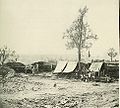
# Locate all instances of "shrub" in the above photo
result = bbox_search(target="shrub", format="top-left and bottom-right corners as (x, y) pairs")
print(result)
(0, 66), (15, 87)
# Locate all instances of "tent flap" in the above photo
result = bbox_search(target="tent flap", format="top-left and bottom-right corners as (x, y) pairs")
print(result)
(63, 61), (77, 73)
(53, 61), (67, 74)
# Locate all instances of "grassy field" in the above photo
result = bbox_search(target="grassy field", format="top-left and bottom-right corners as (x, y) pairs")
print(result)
(0, 74), (119, 108)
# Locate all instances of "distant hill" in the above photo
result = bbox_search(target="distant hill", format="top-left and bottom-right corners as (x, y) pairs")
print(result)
(18, 54), (78, 65)
(18, 54), (119, 65)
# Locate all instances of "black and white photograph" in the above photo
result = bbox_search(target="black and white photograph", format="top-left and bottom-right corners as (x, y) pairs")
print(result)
(0, 0), (119, 108)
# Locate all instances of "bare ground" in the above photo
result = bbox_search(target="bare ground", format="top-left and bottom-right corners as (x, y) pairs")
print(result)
(0, 74), (119, 108)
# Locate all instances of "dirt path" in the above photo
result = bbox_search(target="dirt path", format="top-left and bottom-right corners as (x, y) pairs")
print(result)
(0, 75), (119, 108)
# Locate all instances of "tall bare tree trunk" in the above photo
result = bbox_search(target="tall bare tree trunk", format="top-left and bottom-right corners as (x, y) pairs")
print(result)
(77, 17), (83, 79)
(78, 46), (81, 78)
(111, 56), (113, 62)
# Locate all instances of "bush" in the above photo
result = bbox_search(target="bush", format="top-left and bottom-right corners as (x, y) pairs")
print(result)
(0, 66), (15, 87)
(0, 66), (15, 79)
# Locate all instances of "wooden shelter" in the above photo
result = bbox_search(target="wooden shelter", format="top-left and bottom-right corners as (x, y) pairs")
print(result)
(88, 61), (119, 80)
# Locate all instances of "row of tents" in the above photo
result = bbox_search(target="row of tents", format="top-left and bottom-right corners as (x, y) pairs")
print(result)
(54, 61), (77, 74)
(1, 60), (119, 81)
(53, 60), (119, 80)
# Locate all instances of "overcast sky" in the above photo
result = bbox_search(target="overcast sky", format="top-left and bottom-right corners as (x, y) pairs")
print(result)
(0, 0), (119, 59)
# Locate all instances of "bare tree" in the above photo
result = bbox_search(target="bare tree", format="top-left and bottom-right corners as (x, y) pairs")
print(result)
(0, 46), (18, 65)
(107, 48), (117, 62)
(0, 46), (18, 87)
(63, 6), (97, 78)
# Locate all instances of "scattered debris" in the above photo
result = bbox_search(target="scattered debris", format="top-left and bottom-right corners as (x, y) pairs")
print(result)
(53, 83), (57, 87)
(0, 76), (119, 108)
(92, 83), (100, 86)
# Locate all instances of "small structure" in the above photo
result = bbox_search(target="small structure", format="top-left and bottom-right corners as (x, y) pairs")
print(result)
(25, 64), (33, 73)
(104, 61), (119, 78)
(31, 61), (53, 73)
(62, 61), (78, 78)
(4, 62), (25, 73)
(89, 61), (104, 78)
(88, 60), (119, 82)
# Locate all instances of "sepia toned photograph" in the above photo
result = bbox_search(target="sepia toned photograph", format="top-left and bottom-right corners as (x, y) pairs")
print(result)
(0, 0), (119, 108)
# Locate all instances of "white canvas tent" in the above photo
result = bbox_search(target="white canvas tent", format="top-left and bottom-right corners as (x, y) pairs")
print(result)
(53, 61), (67, 74)
(89, 62), (103, 72)
(63, 61), (77, 73)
